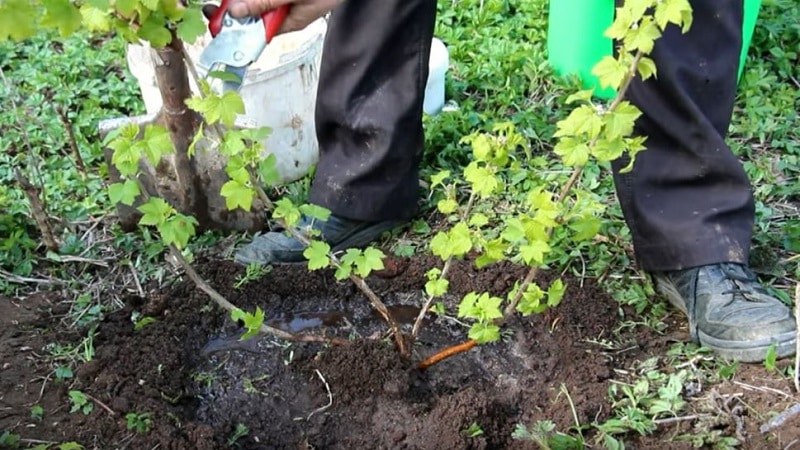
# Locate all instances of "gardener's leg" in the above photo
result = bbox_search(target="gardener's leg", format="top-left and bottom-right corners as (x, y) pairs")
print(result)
(235, 0), (437, 264)
(612, 0), (795, 361)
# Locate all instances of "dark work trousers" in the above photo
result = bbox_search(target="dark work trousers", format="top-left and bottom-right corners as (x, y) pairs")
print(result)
(308, 0), (754, 273)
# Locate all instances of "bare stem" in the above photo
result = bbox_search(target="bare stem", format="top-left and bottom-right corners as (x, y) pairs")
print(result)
(54, 104), (86, 174)
(249, 179), (408, 356)
(411, 191), (477, 338)
(14, 169), (59, 251)
(168, 245), (297, 341)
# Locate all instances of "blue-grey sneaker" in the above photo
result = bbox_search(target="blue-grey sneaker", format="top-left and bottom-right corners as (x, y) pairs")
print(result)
(234, 213), (403, 265)
(653, 263), (796, 362)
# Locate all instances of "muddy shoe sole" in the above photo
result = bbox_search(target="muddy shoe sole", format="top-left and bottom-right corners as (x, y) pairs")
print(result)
(656, 280), (796, 363)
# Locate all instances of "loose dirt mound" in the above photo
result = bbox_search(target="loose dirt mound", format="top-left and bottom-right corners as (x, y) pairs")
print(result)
(2, 256), (798, 449)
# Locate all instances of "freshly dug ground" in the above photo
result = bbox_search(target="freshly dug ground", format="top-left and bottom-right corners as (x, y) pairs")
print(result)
(2, 255), (799, 449)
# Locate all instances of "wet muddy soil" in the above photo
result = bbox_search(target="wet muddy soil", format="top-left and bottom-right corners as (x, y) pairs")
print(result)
(2, 255), (799, 449)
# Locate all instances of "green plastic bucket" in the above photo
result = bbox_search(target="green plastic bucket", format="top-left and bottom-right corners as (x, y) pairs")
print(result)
(546, 0), (762, 99)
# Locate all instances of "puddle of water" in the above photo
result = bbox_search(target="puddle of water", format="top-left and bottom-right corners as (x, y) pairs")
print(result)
(266, 311), (345, 333)
(201, 305), (427, 356)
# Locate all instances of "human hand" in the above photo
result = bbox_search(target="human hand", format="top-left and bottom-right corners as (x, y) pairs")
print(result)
(226, 0), (342, 34)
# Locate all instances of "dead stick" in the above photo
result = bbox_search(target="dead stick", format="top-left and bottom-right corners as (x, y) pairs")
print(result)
(14, 169), (59, 251)
(83, 392), (115, 416)
(55, 104), (86, 173)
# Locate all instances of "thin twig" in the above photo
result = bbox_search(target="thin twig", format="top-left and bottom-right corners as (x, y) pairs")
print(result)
(54, 104), (86, 174)
(653, 414), (704, 425)
(0, 268), (65, 285)
(15, 168), (59, 251)
(732, 380), (793, 399)
(307, 369), (333, 420)
(129, 262), (146, 298)
(83, 392), (116, 416)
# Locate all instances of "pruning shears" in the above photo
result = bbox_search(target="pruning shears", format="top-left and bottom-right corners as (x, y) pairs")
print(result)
(197, 0), (290, 91)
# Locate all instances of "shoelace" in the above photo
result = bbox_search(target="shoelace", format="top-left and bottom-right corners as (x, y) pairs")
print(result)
(719, 263), (763, 302)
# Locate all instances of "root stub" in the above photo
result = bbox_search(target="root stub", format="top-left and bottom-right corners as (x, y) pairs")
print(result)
(417, 339), (477, 370)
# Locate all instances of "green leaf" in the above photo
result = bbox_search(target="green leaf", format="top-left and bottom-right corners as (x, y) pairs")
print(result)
(220, 179), (254, 211)
(425, 277), (449, 297)
(59, 442), (84, 450)
(637, 56), (657, 81)
(437, 197), (458, 214)
(592, 137), (627, 162)
(623, 16), (662, 54)
(565, 89), (594, 104)
(430, 170), (450, 187)
(257, 154), (280, 185)
(655, 0), (693, 31)
(108, 179), (140, 206)
(231, 307), (264, 340)
(553, 137), (589, 167)
(137, 197), (173, 226)
(140, 124), (173, 164)
(138, 12), (172, 48)
(160, 213), (197, 249)
(475, 238), (507, 268)
(448, 222), (473, 257)
(464, 162), (500, 196)
(108, 124), (142, 176)
(177, 5), (206, 43)
(469, 213), (489, 228)
(519, 240), (550, 265)
(591, 56), (628, 90)
(139, 0), (157, 10)
(303, 241), (330, 270)
(603, 101), (641, 139)
(41, 0), (82, 36)
(516, 283), (545, 315)
(546, 279), (566, 307)
(115, 0), (139, 17)
(0, 0), (38, 40)
(187, 123), (204, 157)
(186, 90), (245, 126)
(568, 216), (601, 241)
(299, 204), (331, 222)
(272, 198), (301, 226)
(80, 4), (111, 32)
(354, 247), (384, 277)
(468, 322), (500, 344)
(429, 231), (451, 259)
(458, 292), (502, 322)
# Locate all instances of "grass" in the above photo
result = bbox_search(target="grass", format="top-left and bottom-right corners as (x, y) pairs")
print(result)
(0, 0), (798, 447)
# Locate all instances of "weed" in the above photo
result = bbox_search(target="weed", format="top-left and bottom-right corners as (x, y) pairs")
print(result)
(233, 262), (271, 289)
(227, 423), (250, 447)
(463, 422), (484, 438)
(125, 412), (152, 433)
(30, 404), (44, 420)
(67, 390), (92, 415)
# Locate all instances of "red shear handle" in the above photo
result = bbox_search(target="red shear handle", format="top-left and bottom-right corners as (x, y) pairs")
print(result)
(207, 0), (290, 43)
(263, 4), (290, 43)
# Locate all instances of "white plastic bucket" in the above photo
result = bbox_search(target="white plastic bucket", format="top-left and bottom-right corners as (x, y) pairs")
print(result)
(125, 18), (327, 183)
(423, 37), (449, 115)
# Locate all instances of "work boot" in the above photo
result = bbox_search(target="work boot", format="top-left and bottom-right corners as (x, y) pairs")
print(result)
(653, 263), (796, 362)
(234, 213), (404, 265)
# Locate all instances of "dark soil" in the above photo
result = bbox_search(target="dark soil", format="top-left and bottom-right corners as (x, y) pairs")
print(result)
(2, 255), (799, 449)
